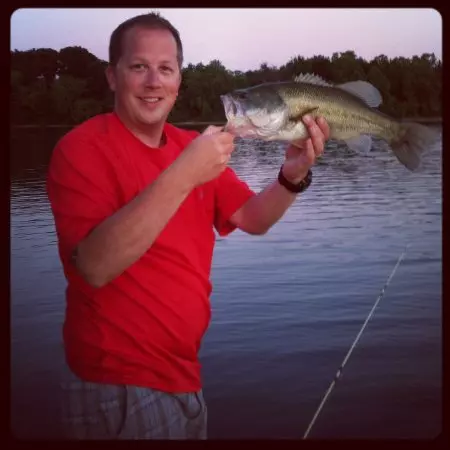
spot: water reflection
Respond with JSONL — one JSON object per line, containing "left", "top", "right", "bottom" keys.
{"left": 10, "top": 125, "right": 442, "bottom": 439}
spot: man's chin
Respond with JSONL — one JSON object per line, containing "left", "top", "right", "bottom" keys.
{"left": 138, "top": 112, "right": 168, "bottom": 127}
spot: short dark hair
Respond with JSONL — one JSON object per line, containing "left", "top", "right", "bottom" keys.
{"left": 109, "top": 12, "right": 183, "bottom": 67}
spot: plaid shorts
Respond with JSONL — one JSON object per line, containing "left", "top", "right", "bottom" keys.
{"left": 60, "top": 367, "right": 207, "bottom": 440}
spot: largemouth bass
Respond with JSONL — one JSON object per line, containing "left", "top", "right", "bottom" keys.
{"left": 220, "top": 73, "right": 439, "bottom": 171}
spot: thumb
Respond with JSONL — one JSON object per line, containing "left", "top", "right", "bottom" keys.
{"left": 290, "top": 138, "right": 307, "bottom": 149}
{"left": 202, "top": 125, "right": 224, "bottom": 136}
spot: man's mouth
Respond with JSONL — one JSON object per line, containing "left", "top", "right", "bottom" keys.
{"left": 140, "top": 97, "right": 163, "bottom": 104}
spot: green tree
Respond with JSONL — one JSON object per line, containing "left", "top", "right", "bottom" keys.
{"left": 50, "top": 75, "right": 87, "bottom": 123}
{"left": 58, "top": 46, "right": 101, "bottom": 80}
{"left": 9, "top": 45, "right": 442, "bottom": 125}
{"left": 367, "top": 65, "right": 391, "bottom": 101}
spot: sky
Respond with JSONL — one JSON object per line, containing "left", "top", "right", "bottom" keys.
{"left": 10, "top": 8, "right": 442, "bottom": 72}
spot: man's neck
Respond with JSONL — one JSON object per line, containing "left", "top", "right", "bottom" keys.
{"left": 115, "top": 111, "right": 166, "bottom": 148}
{"left": 131, "top": 126, "right": 166, "bottom": 148}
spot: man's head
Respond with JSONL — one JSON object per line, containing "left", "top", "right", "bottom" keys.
{"left": 105, "top": 13, "right": 183, "bottom": 137}
{"left": 108, "top": 13, "right": 183, "bottom": 69}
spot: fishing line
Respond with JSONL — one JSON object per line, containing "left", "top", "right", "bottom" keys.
{"left": 302, "top": 243, "right": 410, "bottom": 439}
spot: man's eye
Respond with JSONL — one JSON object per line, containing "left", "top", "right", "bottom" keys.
{"left": 130, "top": 64, "right": 146, "bottom": 71}
{"left": 161, "top": 66, "right": 174, "bottom": 73}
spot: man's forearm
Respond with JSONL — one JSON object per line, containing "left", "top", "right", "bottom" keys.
{"left": 75, "top": 161, "right": 194, "bottom": 288}
{"left": 233, "top": 179, "right": 299, "bottom": 235}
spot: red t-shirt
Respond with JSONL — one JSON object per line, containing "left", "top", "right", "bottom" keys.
{"left": 47, "top": 112, "right": 255, "bottom": 393}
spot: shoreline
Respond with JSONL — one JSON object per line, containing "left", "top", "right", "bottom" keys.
{"left": 10, "top": 117, "right": 442, "bottom": 129}
{"left": 10, "top": 122, "right": 225, "bottom": 129}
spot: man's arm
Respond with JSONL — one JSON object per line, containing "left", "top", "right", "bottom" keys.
{"left": 230, "top": 116, "right": 330, "bottom": 235}
{"left": 73, "top": 127, "right": 234, "bottom": 288}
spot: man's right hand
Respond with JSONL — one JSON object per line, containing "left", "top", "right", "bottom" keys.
{"left": 177, "top": 125, "right": 235, "bottom": 187}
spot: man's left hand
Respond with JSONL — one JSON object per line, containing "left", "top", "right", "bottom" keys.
{"left": 282, "top": 115, "right": 330, "bottom": 184}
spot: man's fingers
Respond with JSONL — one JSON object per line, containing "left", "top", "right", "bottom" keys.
{"left": 305, "top": 138, "right": 314, "bottom": 156}
{"left": 303, "top": 115, "right": 327, "bottom": 157}
{"left": 290, "top": 139, "right": 306, "bottom": 149}
{"left": 317, "top": 116, "right": 330, "bottom": 139}
{"left": 202, "top": 125, "right": 235, "bottom": 146}
{"left": 313, "top": 136, "right": 324, "bottom": 157}
{"left": 202, "top": 125, "right": 224, "bottom": 135}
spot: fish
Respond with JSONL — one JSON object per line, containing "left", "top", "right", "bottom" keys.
{"left": 220, "top": 73, "right": 439, "bottom": 171}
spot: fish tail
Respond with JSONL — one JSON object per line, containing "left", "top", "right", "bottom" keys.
{"left": 390, "top": 122, "right": 439, "bottom": 171}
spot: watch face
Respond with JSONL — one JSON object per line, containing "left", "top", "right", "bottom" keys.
{"left": 278, "top": 167, "right": 312, "bottom": 193}
{"left": 300, "top": 170, "right": 312, "bottom": 192}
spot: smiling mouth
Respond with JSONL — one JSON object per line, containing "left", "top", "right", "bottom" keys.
{"left": 140, "top": 97, "right": 163, "bottom": 104}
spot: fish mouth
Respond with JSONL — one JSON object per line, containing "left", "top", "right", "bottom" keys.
{"left": 222, "top": 95, "right": 271, "bottom": 139}
{"left": 220, "top": 92, "right": 289, "bottom": 139}
{"left": 220, "top": 94, "right": 254, "bottom": 136}
{"left": 220, "top": 94, "right": 237, "bottom": 122}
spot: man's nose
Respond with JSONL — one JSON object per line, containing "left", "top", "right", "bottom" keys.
{"left": 144, "top": 67, "right": 162, "bottom": 86}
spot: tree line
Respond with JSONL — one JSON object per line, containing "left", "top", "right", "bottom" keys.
{"left": 10, "top": 46, "right": 442, "bottom": 126}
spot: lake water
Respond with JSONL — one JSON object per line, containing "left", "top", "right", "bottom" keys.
{"left": 10, "top": 126, "right": 442, "bottom": 439}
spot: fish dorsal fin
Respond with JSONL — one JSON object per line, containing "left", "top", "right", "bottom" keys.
{"left": 294, "top": 73, "right": 332, "bottom": 87}
{"left": 337, "top": 81, "right": 382, "bottom": 107}
{"left": 293, "top": 73, "right": 382, "bottom": 107}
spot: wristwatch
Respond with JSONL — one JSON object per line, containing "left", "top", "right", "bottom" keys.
{"left": 277, "top": 166, "right": 312, "bottom": 194}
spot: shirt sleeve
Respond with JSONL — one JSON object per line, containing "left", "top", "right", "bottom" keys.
{"left": 46, "top": 132, "right": 122, "bottom": 262}
{"left": 213, "top": 167, "right": 256, "bottom": 236}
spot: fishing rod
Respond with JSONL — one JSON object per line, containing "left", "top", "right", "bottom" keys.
{"left": 303, "top": 243, "right": 410, "bottom": 439}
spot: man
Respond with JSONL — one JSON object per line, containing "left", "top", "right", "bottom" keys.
{"left": 47, "top": 12, "right": 330, "bottom": 439}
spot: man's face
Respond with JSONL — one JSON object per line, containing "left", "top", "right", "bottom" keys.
{"left": 106, "top": 27, "right": 181, "bottom": 130}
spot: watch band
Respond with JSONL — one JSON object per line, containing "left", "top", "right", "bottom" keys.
{"left": 277, "top": 166, "right": 312, "bottom": 194}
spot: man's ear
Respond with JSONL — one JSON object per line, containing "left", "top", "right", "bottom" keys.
{"left": 105, "top": 65, "right": 116, "bottom": 92}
